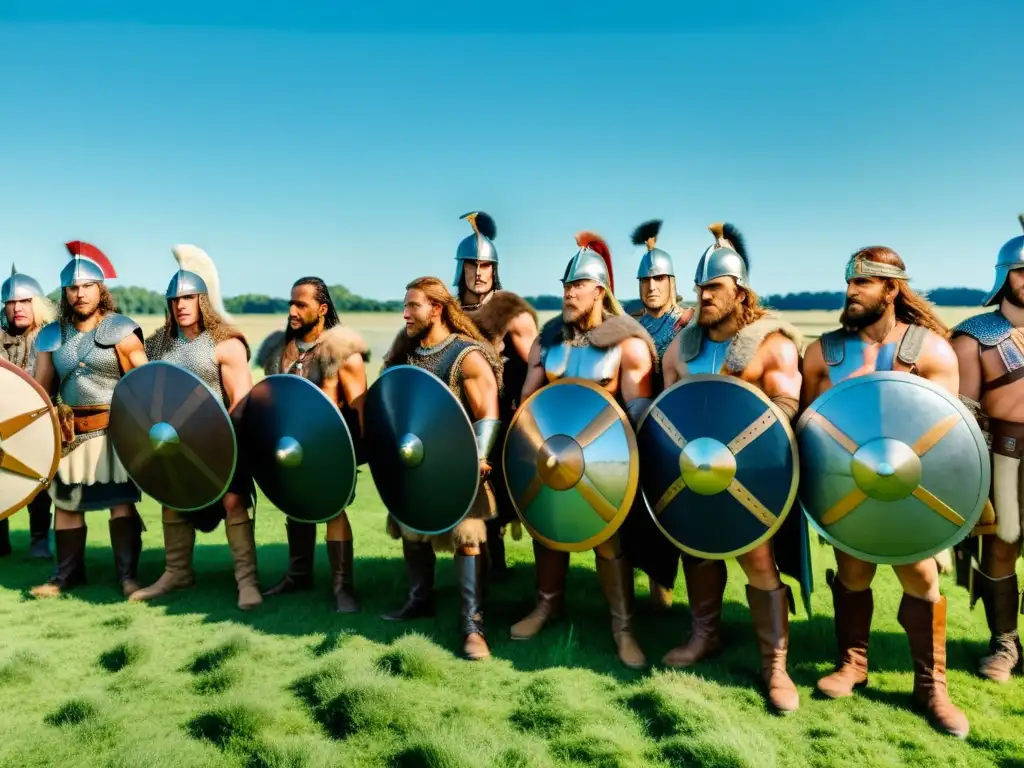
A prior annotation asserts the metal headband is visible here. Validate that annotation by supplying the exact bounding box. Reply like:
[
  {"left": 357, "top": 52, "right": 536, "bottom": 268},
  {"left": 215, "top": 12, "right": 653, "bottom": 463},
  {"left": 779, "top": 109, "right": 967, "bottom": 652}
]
[{"left": 845, "top": 255, "right": 909, "bottom": 282}]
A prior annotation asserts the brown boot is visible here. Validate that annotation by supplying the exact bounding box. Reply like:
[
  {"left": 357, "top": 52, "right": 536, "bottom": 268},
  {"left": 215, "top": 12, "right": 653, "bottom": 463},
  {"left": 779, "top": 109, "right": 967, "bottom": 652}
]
[
  {"left": 596, "top": 554, "right": 646, "bottom": 669},
  {"left": 30, "top": 527, "right": 87, "bottom": 598},
  {"left": 977, "top": 572, "right": 1022, "bottom": 682},
  {"left": 897, "top": 594, "right": 969, "bottom": 738},
  {"left": 510, "top": 541, "right": 569, "bottom": 640},
  {"left": 662, "top": 557, "right": 726, "bottom": 667},
  {"left": 456, "top": 552, "right": 490, "bottom": 660},
  {"left": 382, "top": 540, "right": 436, "bottom": 620},
  {"left": 747, "top": 584, "right": 799, "bottom": 713},
  {"left": 263, "top": 519, "right": 316, "bottom": 596},
  {"left": 109, "top": 515, "right": 143, "bottom": 598},
  {"left": 817, "top": 574, "right": 873, "bottom": 698},
  {"left": 129, "top": 518, "right": 196, "bottom": 601},
  {"left": 225, "top": 519, "right": 262, "bottom": 610},
  {"left": 326, "top": 540, "right": 358, "bottom": 613}
]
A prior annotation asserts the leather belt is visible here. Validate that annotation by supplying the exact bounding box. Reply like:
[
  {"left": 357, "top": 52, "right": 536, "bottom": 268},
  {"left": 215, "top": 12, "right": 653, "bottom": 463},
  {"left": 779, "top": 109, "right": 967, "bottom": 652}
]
[
  {"left": 988, "top": 417, "right": 1024, "bottom": 459},
  {"left": 72, "top": 405, "right": 110, "bottom": 434}
]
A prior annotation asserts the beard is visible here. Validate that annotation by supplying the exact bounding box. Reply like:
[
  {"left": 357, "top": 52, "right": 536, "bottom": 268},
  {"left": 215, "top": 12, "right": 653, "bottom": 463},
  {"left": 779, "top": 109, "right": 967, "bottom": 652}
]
[
  {"left": 840, "top": 298, "right": 887, "bottom": 330},
  {"left": 562, "top": 297, "right": 597, "bottom": 326},
  {"left": 286, "top": 318, "right": 319, "bottom": 341},
  {"left": 1003, "top": 285, "right": 1024, "bottom": 308},
  {"left": 405, "top": 317, "right": 430, "bottom": 340},
  {"left": 71, "top": 304, "right": 99, "bottom": 321},
  {"left": 697, "top": 301, "right": 734, "bottom": 328}
]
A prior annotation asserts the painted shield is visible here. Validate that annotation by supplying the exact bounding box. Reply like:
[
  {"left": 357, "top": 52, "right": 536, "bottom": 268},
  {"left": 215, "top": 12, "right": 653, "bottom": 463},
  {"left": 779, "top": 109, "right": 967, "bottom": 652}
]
[
  {"left": 503, "top": 378, "right": 638, "bottom": 552},
  {"left": 0, "top": 359, "right": 60, "bottom": 520},
  {"left": 240, "top": 374, "right": 356, "bottom": 523},
  {"left": 637, "top": 375, "right": 799, "bottom": 559},
  {"left": 363, "top": 365, "right": 479, "bottom": 535},
  {"left": 110, "top": 361, "right": 237, "bottom": 511},
  {"left": 795, "top": 371, "right": 989, "bottom": 565}
]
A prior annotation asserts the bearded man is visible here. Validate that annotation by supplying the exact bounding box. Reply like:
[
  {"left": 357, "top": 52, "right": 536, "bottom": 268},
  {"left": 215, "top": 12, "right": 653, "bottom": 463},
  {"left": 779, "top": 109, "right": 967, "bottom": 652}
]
[
  {"left": 802, "top": 247, "right": 968, "bottom": 738},
  {"left": 30, "top": 242, "right": 148, "bottom": 598},
  {"left": 128, "top": 245, "right": 261, "bottom": 610},
  {"left": 452, "top": 211, "right": 538, "bottom": 579},
  {"left": 949, "top": 213, "right": 1024, "bottom": 683},
  {"left": 380, "top": 276, "right": 502, "bottom": 661},
  {"left": 660, "top": 223, "right": 803, "bottom": 712},
  {"left": 256, "top": 277, "right": 369, "bottom": 612},
  {"left": 511, "top": 232, "right": 657, "bottom": 669},
  {"left": 1, "top": 265, "right": 57, "bottom": 559}
]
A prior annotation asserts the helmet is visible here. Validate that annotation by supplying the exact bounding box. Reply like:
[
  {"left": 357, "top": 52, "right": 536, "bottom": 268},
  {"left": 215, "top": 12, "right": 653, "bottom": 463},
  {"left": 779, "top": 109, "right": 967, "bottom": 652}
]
[
  {"left": 632, "top": 219, "right": 675, "bottom": 279},
  {"left": 1, "top": 264, "right": 44, "bottom": 303},
  {"left": 164, "top": 245, "right": 232, "bottom": 320},
  {"left": 694, "top": 222, "right": 748, "bottom": 288},
  {"left": 983, "top": 213, "right": 1024, "bottom": 307},
  {"left": 452, "top": 211, "right": 499, "bottom": 287},
  {"left": 59, "top": 241, "right": 118, "bottom": 287},
  {"left": 562, "top": 231, "right": 614, "bottom": 293}
]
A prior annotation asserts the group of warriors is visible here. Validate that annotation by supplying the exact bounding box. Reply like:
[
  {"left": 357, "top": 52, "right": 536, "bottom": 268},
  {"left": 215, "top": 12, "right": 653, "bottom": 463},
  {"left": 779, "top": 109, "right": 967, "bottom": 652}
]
[{"left": 3, "top": 212, "right": 1024, "bottom": 743}]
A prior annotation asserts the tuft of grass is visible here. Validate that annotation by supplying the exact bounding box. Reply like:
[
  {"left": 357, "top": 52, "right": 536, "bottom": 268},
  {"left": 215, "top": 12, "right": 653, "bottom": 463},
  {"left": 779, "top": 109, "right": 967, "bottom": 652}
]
[
  {"left": 44, "top": 698, "right": 100, "bottom": 728},
  {"left": 98, "top": 641, "right": 148, "bottom": 673},
  {"left": 375, "top": 634, "right": 449, "bottom": 682},
  {"left": 0, "top": 649, "right": 46, "bottom": 686},
  {"left": 390, "top": 741, "right": 473, "bottom": 768},
  {"left": 192, "top": 666, "right": 243, "bottom": 695},
  {"left": 186, "top": 635, "right": 251, "bottom": 676},
  {"left": 508, "top": 676, "right": 585, "bottom": 737},
  {"left": 186, "top": 703, "right": 269, "bottom": 751}
]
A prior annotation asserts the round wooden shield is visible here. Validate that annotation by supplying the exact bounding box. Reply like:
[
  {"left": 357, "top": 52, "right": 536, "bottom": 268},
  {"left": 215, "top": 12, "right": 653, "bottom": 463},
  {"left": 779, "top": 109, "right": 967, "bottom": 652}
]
[{"left": 0, "top": 359, "right": 60, "bottom": 520}]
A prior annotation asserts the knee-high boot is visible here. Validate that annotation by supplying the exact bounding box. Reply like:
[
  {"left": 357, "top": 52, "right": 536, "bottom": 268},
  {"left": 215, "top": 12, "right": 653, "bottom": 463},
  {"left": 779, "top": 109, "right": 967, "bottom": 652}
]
[
  {"left": 28, "top": 495, "right": 52, "bottom": 559},
  {"left": 596, "top": 553, "right": 646, "bottom": 669},
  {"left": 382, "top": 539, "right": 436, "bottom": 620},
  {"left": 109, "top": 515, "right": 143, "bottom": 598},
  {"left": 510, "top": 540, "right": 569, "bottom": 640},
  {"left": 263, "top": 519, "right": 316, "bottom": 596},
  {"left": 456, "top": 551, "right": 489, "bottom": 660},
  {"left": 747, "top": 584, "right": 799, "bottom": 713},
  {"left": 225, "top": 519, "right": 262, "bottom": 610},
  {"left": 326, "top": 540, "right": 358, "bottom": 613},
  {"left": 976, "top": 571, "right": 1022, "bottom": 682},
  {"left": 30, "top": 526, "right": 87, "bottom": 598},
  {"left": 662, "top": 557, "right": 726, "bottom": 667},
  {"left": 817, "top": 573, "right": 873, "bottom": 697},
  {"left": 129, "top": 518, "right": 196, "bottom": 601}
]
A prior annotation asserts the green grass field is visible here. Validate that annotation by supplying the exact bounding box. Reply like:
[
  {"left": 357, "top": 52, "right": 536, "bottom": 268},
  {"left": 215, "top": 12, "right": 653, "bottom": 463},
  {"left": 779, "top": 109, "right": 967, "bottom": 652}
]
[{"left": 1, "top": 308, "right": 1021, "bottom": 768}]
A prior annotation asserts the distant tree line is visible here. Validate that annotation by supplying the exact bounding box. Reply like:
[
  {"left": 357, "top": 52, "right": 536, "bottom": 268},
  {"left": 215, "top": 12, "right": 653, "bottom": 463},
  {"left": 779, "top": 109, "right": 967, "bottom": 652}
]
[{"left": 759, "top": 287, "right": 987, "bottom": 310}]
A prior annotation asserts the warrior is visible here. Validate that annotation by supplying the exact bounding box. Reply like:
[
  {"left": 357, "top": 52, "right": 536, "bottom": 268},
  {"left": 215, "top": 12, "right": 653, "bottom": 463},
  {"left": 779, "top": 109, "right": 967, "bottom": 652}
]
[
  {"left": 511, "top": 232, "right": 657, "bottom": 669},
  {"left": 0, "top": 265, "right": 57, "bottom": 559},
  {"left": 950, "top": 213, "right": 1024, "bottom": 683},
  {"left": 452, "top": 211, "right": 538, "bottom": 579},
  {"left": 380, "top": 276, "right": 502, "bottom": 660},
  {"left": 30, "top": 242, "right": 148, "bottom": 598},
  {"left": 128, "top": 245, "right": 262, "bottom": 610},
  {"left": 255, "top": 277, "right": 369, "bottom": 612},
  {"left": 802, "top": 246, "right": 968, "bottom": 737},
  {"left": 660, "top": 223, "right": 803, "bottom": 713}
]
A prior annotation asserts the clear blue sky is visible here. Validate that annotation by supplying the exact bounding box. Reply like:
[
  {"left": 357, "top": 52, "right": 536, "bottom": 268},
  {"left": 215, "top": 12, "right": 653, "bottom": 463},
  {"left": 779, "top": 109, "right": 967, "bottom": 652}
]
[{"left": 1, "top": 1, "right": 1020, "bottom": 301}]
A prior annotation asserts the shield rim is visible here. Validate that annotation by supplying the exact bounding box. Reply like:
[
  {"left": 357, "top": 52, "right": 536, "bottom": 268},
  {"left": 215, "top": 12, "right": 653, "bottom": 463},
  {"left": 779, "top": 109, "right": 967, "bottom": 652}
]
[
  {"left": 111, "top": 360, "right": 238, "bottom": 511},
  {"left": 794, "top": 370, "right": 990, "bottom": 565},
  {"left": 245, "top": 373, "right": 357, "bottom": 524},
  {"left": 0, "top": 358, "right": 61, "bottom": 521},
  {"left": 637, "top": 373, "right": 800, "bottom": 560},
  {"left": 502, "top": 377, "right": 639, "bottom": 553},
  {"left": 365, "top": 364, "right": 479, "bottom": 535}
]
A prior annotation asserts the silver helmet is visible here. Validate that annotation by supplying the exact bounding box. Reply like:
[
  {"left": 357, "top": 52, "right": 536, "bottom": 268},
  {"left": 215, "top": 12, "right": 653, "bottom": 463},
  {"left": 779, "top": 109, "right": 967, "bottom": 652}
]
[
  {"left": 452, "top": 211, "right": 499, "bottom": 287},
  {"left": 983, "top": 213, "right": 1024, "bottom": 307},
  {"left": 694, "top": 222, "right": 749, "bottom": 288},
  {"left": 60, "top": 241, "right": 117, "bottom": 287},
  {"left": 632, "top": 219, "right": 675, "bottom": 279},
  {"left": 562, "top": 231, "right": 614, "bottom": 293},
  {"left": 165, "top": 245, "right": 232, "bottom": 320},
  {"left": 165, "top": 269, "right": 209, "bottom": 299},
  {"left": 1, "top": 264, "right": 45, "bottom": 304}
]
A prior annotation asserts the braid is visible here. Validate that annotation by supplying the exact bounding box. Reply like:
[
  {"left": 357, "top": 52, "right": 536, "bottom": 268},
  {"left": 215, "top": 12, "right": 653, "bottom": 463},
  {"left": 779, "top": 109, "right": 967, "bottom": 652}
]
[{"left": 293, "top": 276, "right": 340, "bottom": 329}]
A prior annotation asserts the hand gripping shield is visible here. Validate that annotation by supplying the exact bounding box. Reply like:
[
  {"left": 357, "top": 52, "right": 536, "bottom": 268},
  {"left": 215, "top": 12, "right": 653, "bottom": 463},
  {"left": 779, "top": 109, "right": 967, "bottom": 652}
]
[
  {"left": 636, "top": 374, "right": 799, "bottom": 559},
  {"left": 109, "top": 361, "right": 237, "bottom": 511},
  {"left": 363, "top": 365, "right": 480, "bottom": 536},
  {"left": 240, "top": 374, "right": 356, "bottom": 523},
  {"left": 0, "top": 359, "right": 60, "bottom": 519},
  {"left": 795, "top": 371, "right": 989, "bottom": 565},
  {"left": 503, "top": 378, "right": 638, "bottom": 552}
]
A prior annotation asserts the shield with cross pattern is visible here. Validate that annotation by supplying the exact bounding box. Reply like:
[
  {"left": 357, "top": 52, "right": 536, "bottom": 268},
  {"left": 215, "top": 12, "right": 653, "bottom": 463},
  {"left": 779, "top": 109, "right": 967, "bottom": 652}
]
[{"left": 0, "top": 358, "right": 60, "bottom": 519}]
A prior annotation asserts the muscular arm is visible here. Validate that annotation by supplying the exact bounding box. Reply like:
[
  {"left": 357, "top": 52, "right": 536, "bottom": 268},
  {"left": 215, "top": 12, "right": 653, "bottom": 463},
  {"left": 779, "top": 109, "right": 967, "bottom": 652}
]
[
  {"left": 916, "top": 333, "right": 960, "bottom": 398},
  {"left": 215, "top": 338, "right": 254, "bottom": 412},
  {"left": 116, "top": 333, "right": 148, "bottom": 372},
  {"left": 461, "top": 349, "right": 500, "bottom": 421},
  {"left": 759, "top": 333, "right": 802, "bottom": 418},
  {"left": 950, "top": 334, "right": 982, "bottom": 402},
  {"left": 337, "top": 352, "right": 368, "bottom": 437},
  {"left": 799, "top": 339, "right": 830, "bottom": 409},
  {"left": 521, "top": 338, "right": 546, "bottom": 401},
  {"left": 33, "top": 351, "right": 57, "bottom": 398},
  {"left": 662, "top": 334, "right": 683, "bottom": 387},
  {"left": 507, "top": 311, "right": 538, "bottom": 366},
  {"left": 619, "top": 337, "right": 654, "bottom": 404}
]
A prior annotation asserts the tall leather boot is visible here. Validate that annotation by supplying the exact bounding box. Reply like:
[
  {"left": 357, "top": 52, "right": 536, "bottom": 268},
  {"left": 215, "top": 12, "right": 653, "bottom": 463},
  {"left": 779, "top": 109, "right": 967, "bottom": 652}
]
[
  {"left": 596, "top": 554, "right": 646, "bottom": 669},
  {"left": 510, "top": 541, "right": 569, "bottom": 640},
  {"left": 817, "top": 573, "right": 873, "bottom": 697},
  {"left": 30, "top": 526, "right": 87, "bottom": 598},
  {"left": 28, "top": 496, "right": 52, "bottom": 559},
  {"left": 897, "top": 594, "right": 969, "bottom": 738},
  {"left": 109, "top": 516, "right": 142, "bottom": 597},
  {"left": 129, "top": 518, "right": 196, "bottom": 601},
  {"left": 382, "top": 539, "right": 436, "bottom": 620},
  {"left": 225, "top": 519, "right": 262, "bottom": 610},
  {"left": 977, "top": 572, "right": 1022, "bottom": 682},
  {"left": 747, "top": 584, "right": 800, "bottom": 713},
  {"left": 456, "top": 552, "right": 490, "bottom": 660},
  {"left": 0, "top": 518, "right": 10, "bottom": 557},
  {"left": 326, "top": 540, "right": 358, "bottom": 614},
  {"left": 485, "top": 518, "right": 508, "bottom": 581},
  {"left": 263, "top": 519, "right": 316, "bottom": 596},
  {"left": 662, "top": 557, "right": 727, "bottom": 667}
]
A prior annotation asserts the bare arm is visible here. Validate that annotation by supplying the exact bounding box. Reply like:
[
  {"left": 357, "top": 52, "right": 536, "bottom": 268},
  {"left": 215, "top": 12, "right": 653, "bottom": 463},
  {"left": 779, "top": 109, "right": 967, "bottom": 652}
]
[
  {"left": 461, "top": 349, "right": 500, "bottom": 422},
  {"left": 662, "top": 334, "right": 683, "bottom": 388},
  {"left": 116, "top": 333, "right": 148, "bottom": 372},
  {"left": 950, "top": 334, "right": 982, "bottom": 402},
  {"left": 916, "top": 333, "right": 960, "bottom": 398},
  {"left": 759, "top": 334, "right": 802, "bottom": 419},
  {"left": 507, "top": 311, "right": 538, "bottom": 366},
  {"left": 337, "top": 352, "right": 368, "bottom": 437},
  {"left": 799, "top": 339, "right": 830, "bottom": 409},
  {"left": 521, "top": 338, "right": 546, "bottom": 401},
  {"left": 619, "top": 337, "right": 654, "bottom": 404},
  {"left": 33, "top": 351, "right": 56, "bottom": 398},
  {"left": 215, "top": 338, "right": 254, "bottom": 412}
]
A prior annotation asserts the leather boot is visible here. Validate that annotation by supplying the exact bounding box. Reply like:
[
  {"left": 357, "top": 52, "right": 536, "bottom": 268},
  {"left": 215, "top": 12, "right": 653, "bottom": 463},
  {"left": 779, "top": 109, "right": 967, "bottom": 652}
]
[
  {"left": 382, "top": 539, "right": 436, "bottom": 620},
  {"left": 30, "top": 526, "right": 87, "bottom": 598},
  {"left": 326, "top": 540, "right": 358, "bottom": 613},
  {"left": 263, "top": 519, "right": 316, "bottom": 596},
  {"left": 456, "top": 552, "right": 490, "bottom": 660},
  {"left": 897, "top": 594, "right": 969, "bottom": 738},
  {"left": 28, "top": 496, "right": 52, "bottom": 559},
  {"left": 977, "top": 572, "right": 1022, "bottom": 682},
  {"left": 109, "top": 516, "right": 143, "bottom": 597},
  {"left": 225, "top": 519, "right": 262, "bottom": 610},
  {"left": 747, "top": 584, "right": 800, "bottom": 713},
  {"left": 485, "top": 518, "right": 508, "bottom": 581},
  {"left": 0, "top": 518, "right": 10, "bottom": 557},
  {"left": 662, "top": 557, "right": 726, "bottom": 667},
  {"left": 129, "top": 518, "right": 196, "bottom": 601},
  {"left": 817, "top": 574, "right": 873, "bottom": 698},
  {"left": 596, "top": 554, "right": 646, "bottom": 669},
  {"left": 511, "top": 541, "right": 569, "bottom": 640}
]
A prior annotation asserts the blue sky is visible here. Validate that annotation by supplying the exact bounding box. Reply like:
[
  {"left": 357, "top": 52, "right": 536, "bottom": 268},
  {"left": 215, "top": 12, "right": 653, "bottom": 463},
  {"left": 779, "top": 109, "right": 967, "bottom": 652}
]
[{"left": 1, "top": 2, "right": 1020, "bottom": 301}]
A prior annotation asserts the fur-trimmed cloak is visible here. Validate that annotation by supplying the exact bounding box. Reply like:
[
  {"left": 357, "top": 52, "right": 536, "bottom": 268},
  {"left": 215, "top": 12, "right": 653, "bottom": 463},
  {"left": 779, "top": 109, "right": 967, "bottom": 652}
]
[
  {"left": 538, "top": 313, "right": 658, "bottom": 370},
  {"left": 255, "top": 325, "right": 370, "bottom": 380},
  {"left": 674, "top": 311, "right": 804, "bottom": 373}
]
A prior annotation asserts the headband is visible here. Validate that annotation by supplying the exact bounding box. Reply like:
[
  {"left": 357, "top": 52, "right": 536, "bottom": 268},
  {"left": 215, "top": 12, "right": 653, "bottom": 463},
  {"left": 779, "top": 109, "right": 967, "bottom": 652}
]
[{"left": 845, "top": 254, "right": 910, "bottom": 282}]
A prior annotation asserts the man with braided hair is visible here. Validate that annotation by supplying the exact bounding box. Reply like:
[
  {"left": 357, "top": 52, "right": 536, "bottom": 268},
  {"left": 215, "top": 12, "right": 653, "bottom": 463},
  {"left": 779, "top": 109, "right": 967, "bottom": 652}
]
[
  {"left": 802, "top": 246, "right": 968, "bottom": 738},
  {"left": 256, "top": 277, "right": 369, "bottom": 613},
  {"left": 380, "top": 276, "right": 502, "bottom": 661}
]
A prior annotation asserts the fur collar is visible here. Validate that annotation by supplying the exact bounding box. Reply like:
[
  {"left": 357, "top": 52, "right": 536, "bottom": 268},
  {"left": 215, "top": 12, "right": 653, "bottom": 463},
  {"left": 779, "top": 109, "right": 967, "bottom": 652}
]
[
  {"left": 464, "top": 290, "right": 538, "bottom": 343},
  {"left": 677, "top": 311, "right": 802, "bottom": 373},
  {"left": 255, "top": 326, "right": 369, "bottom": 377},
  {"left": 539, "top": 313, "right": 658, "bottom": 363},
  {"left": 255, "top": 330, "right": 287, "bottom": 374}
]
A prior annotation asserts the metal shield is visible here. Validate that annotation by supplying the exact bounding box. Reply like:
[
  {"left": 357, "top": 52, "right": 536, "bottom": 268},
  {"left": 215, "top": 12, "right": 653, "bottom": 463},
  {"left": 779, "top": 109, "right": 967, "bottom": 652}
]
[
  {"left": 363, "top": 365, "right": 479, "bottom": 535},
  {"left": 503, "top": 378, "right": 638, "bottom": 552},
  {"left": 240, "top": 374, "right": 356, "bottom": 523},
  {"left": 795, "top": 371, "right": 990, "bottom": 565},
  {"left": 110, "top": 361, "right": 237, "bottom": 511},
  {"left": 0, "top": 359, "right": 60, "bottom": 520},
  {"left": 636, "top": 374, "right": 799, "bottom": 559}
]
